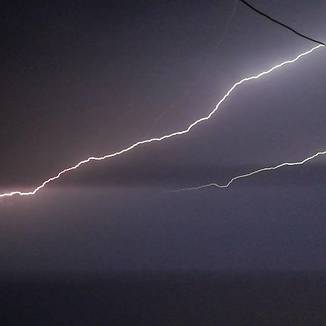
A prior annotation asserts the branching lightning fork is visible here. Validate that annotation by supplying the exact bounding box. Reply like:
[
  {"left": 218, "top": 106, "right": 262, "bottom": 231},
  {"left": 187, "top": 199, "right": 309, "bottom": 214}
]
[
  {"left": 176, "top": 150, "right": 326, "bottom": 192},
  {"left": 0, "top": 44, "right": 324, "bottom": 198}
]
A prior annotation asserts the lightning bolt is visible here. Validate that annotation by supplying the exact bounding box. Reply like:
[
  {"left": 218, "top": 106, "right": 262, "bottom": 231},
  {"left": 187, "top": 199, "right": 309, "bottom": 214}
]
[
  {"left": 0, "top": 44, "right": 324, "bottom": 198},
  {"left": 175, "top": 150, "right": 326, "bottom": 192}
]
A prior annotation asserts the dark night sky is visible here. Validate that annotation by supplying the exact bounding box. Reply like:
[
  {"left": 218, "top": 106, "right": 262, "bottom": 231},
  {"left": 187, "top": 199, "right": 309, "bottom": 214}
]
[{"left": 1, "top": 0, "right": 326, "bottom": 274}]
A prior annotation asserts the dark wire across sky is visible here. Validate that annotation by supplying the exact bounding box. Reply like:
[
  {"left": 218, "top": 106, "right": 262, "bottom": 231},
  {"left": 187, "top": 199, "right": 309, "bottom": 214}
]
[{"left": 239, "top": 0, "right": 325, "bottom": 45}]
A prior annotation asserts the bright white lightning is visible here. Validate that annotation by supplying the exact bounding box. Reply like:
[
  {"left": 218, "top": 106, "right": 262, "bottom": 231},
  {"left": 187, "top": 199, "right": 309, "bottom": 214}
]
[
  {"left": 0, "top": 44, "right": 324, "bottom": 198},
  {"left": 176, "top": 150, "right": 326, "bottom": 192}
]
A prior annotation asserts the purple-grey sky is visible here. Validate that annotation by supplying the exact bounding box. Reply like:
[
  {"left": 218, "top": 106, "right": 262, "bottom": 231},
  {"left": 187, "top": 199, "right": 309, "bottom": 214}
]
[{"left": 1, "top": 0, "right": 326, "bottom": 274}]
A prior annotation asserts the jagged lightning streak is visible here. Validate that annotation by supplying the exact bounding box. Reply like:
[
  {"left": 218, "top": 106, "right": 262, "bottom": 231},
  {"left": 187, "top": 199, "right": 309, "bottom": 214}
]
[
  {"left": 0, "top": 44, "right": 324, "bottom": 198},
  {"left": 176, "top": 150, "right": 326, "bottom": 192}
]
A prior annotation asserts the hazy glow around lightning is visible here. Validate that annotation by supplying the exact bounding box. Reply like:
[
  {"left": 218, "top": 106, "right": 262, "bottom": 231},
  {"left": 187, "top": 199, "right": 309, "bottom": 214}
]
[
  {"left": 0, "top": 44, "right": 324, "bottom": 198},
  {"left": 176, "top": 150, "right": 326, "bottom": 192}
]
